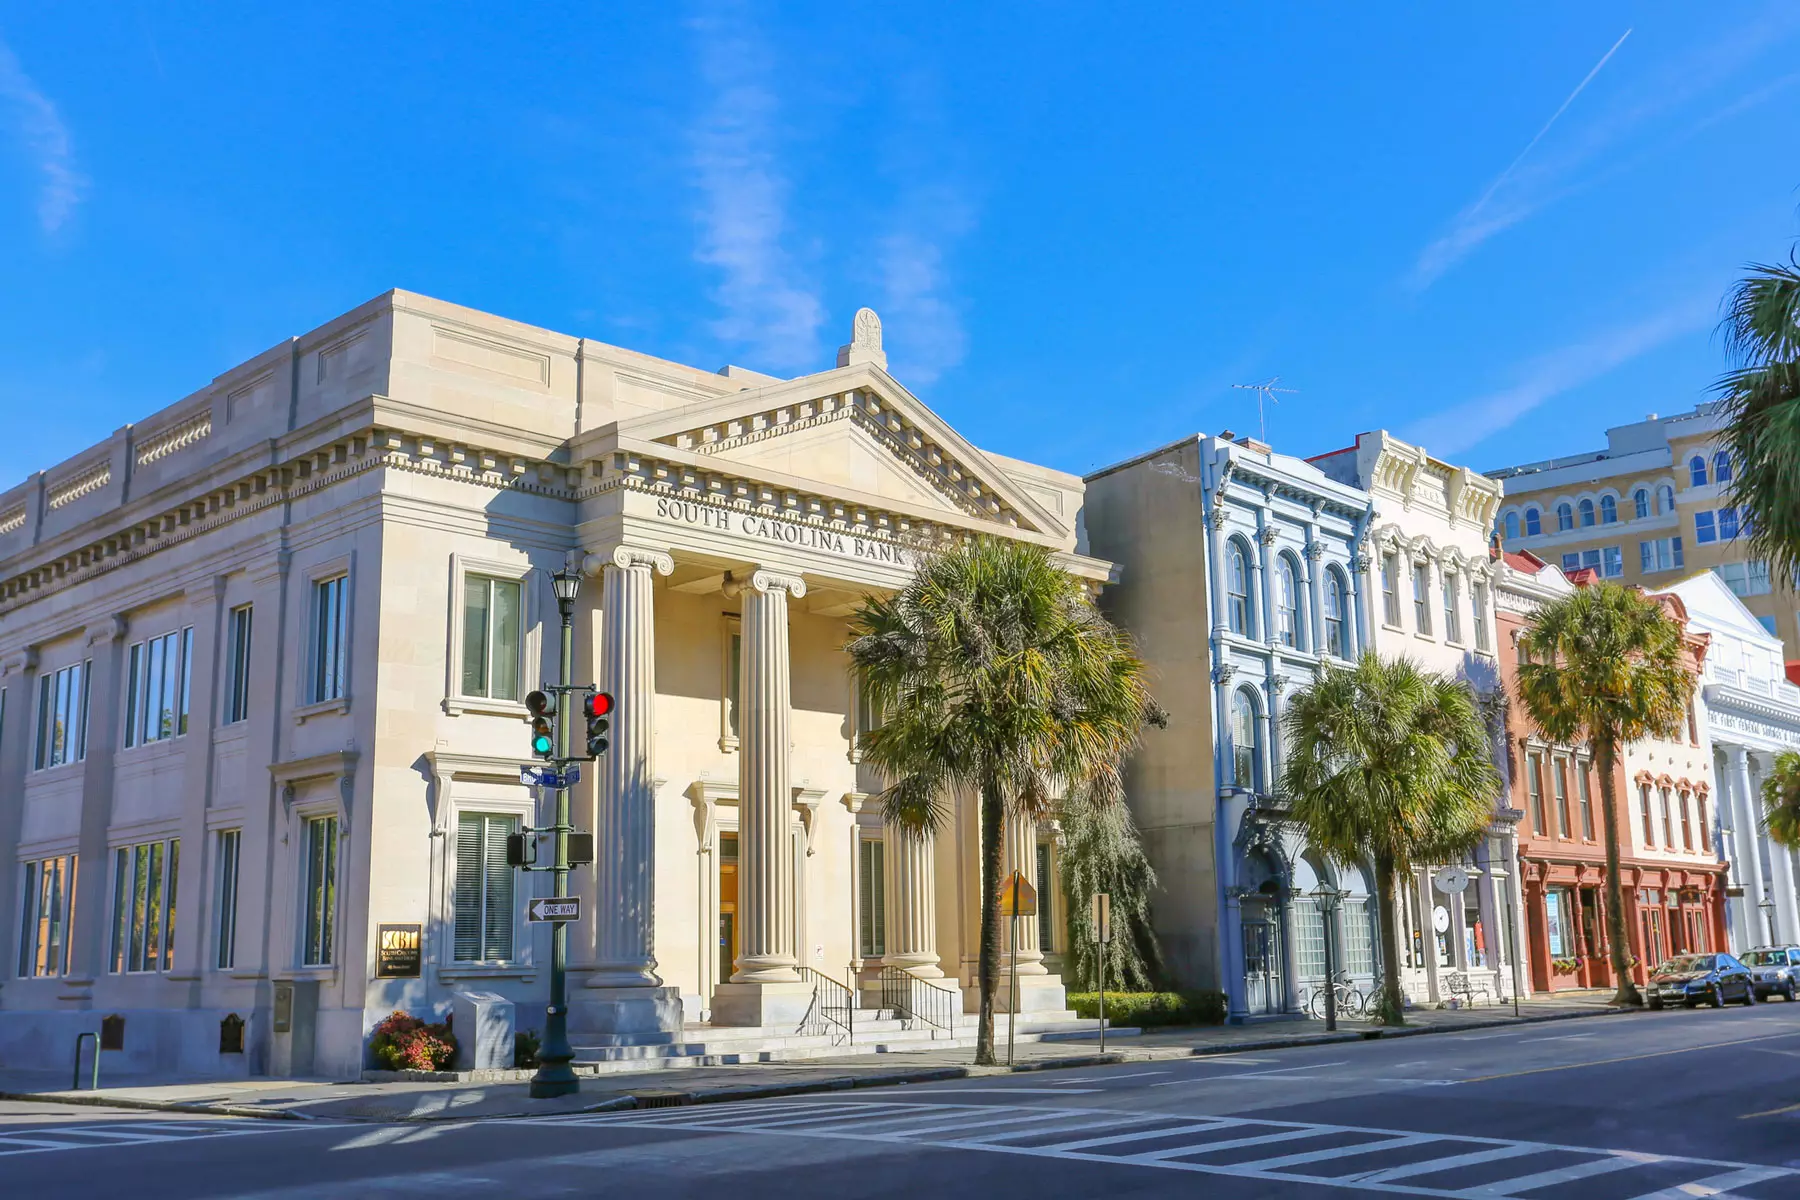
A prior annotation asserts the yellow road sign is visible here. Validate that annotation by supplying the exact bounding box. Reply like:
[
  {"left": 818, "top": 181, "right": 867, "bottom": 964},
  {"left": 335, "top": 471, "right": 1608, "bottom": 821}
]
[{"left": 1000, "top": 870, "right": 1037, "bottom": 918}]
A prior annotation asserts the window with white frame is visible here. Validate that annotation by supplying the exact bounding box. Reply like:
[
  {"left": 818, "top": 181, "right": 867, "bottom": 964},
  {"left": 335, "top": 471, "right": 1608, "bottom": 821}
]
[
  {"left": 124, "top": 627, "right": 193, "bottom": 747},
  {"left": 1037, "top": 841, "right": 1056, "bottom": 951},
  {"left": 309, "top": 575, "right": 348, "bottom": 703},
  {"left": 859, "top": 836, "right": 886, "bottom": 958},
  {"left": 1639, "top": 537, "right": 1684, "bottom": 574},
  {"left": 851, "top": 672, "right": 882, "bottom": 761},
  {"left": 1600, "top": 495, "right": 1617, "bottom": 524},
  {"left": 17, "top": 854, "right": 76, "bottom": 978},
  {"left": 1634, "top": 488, "right": 1650, "bottom": 519},
  {"left": 34, "top": 661, "right": 89, "bottom": 770},
  {"left": 1715, "top": 561, "right": 1772, "bottom": 598},
  {"left": 1411, "top": 561, "right": 1432, "bottom": 635},
  {"left": 215, "top": 829, "right": 241, "bottom": 970},
  {"left": 460, "top": 575, "right": 523, "bottom": 702},
  {"left": 1559, "top": 548, "right": 1622, "bottom": 579},
  {"left": 1342, "top": 896, "right": 1375, "bottom": 976},
  {"left": 1381, "top": 553, "right": 1401, "bottom": 627},
  {"left": 1323, "top": 569, "right": 1347, "bottom": 659},
  {"left": 453, "top": 813, "right": 518, "bottom": 962},
  {"left": 110, "top": 838, "right": 178, "bottom": 974},
  {"left": 722, "top": 621, "right": 742, "bottom": 747},
  {"left": 1294, "top": 898, "right": 1326, "bottom": 977},
  {"left": 1525, "top": 508, "right": 1542, "bottom": 536},
  {"left": 301, "top": 815, "right": 338, "bottom": 966},
  {"left": 1443, "top": 573, "right": 1462, "bottom": 643},
  {"left": 1276, "top": 555, "right": 1302, "bottom": 648},
  {"left": 1657, "top": 484, "right": 1676, "bottom": 514},
  {"left": 1227, "top": 540, "right": 1254, "bottom": 636},
  {"left": 1503, "top": 512, "right": 1520, "bottom": 540},
  {"left": 1472, "top": 581, "right": 1491, "bottom": 652},
  {"left": 223, "top": 605, "right": 253, "bottom": 725}
]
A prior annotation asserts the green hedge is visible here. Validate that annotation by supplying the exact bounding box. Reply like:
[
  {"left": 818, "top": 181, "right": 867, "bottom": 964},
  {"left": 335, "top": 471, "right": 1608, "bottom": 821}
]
[{"left": 1067, "top": 990, "right": 1227, "bottom": 1028}]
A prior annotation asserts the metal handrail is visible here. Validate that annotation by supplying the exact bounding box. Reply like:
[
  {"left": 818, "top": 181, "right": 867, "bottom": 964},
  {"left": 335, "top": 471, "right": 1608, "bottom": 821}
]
[
  {"left": 73, "top": 1031, "right": 100, "bottom": 1091},
  {"left": 879, "top": 965, "right": 958, "bottom": 1033},
  {"left": 796, "top": 966, "right": 855, "bottom": 1045}
]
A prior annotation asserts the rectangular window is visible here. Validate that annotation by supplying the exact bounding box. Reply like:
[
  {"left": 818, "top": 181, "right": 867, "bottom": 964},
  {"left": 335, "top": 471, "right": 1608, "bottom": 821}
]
[
  {"left": 1719, "top": 507, "right": 1740, "bottom": 541},
  {"left": 1342, "top": 899, "right": 1374, "bottom": 976},
  {"left": 1576, "top": 765, "right": 1594, "bottom": 840},
  {"left": 109, "top": 838, "right": 178, "bottom": 974},
  {"left": 1546, "top": 888, "right": 1573, "bottom": 957},
  {"left": 1640, "top": 784, "right": 1656, "bottom": 847},
  {"left": 214, "top": 830, "right": 241, "bottom": 970},
  {"left": 1036, "top": 841, "right": 1056, "bottom": 952},
  {"left": 1716, "top": 561, "right": 1772, "bottom": 598},
  {"left": 310, "top": 576, "right": 348, "bottom": 703},
  {"left": 33, "top": 661, "right": 89, "bottom": 770},
  {"left": 1660, "top": 788, "right": 1674, "bottom": 849},
  {"left": 1381, "top": 554, "right": 1401, "bottom": 627},
  {"left": 1639, "top": 538, "right": 1684, "bottom": 574},
  {"left": 17, "top": 854, "right": 76, "bottom": 978},
  {"left": 1602, "top": 547, "right": 1623, "bottom": 578},
  {"left": 1562, "top": 553, "right": 1581, "bottom": 574},
  {"left": 1411, "top": 561, "right": 1432, "bottom": 635},
  {"left": 1552, "top": 758, "right": 1571, "bottom": 838},
  {"left": 1679, "top": 791, "right": 1693, "bottom": 851},
  {"left": 302, "top": 815, "right": 338, "bottom": 966},
  {"left": 124, "top": 628, "right": 194, "bottom": 747},
  {"left": 724, "top": 629, "right": 743, "bottom": 743},
  {"left": 453, "top": 813, "right": 518, "bottom": 962},
  {"left": 1527, "top": 752, "right": 1546, "bottom": 835},
  {"left": 1295, "top": 899, "right": 1327, "bottom": 979},
  {"left": 858, "top": 837, "right": 886, "bottom": 959},
  {"left": 1698, "top": 795, "right": 1712, "bottom": 853},
  {"left": 1443, "top": 574, "right": 1461, "bottom": 642},
  {"left": 460, "top": 576, "right": 523, "bottom": 702},
  {"left": 1696, "top": 511, "right": 1716, "bottom": 544},
  {"left": 224, "top": 605, "right": 254, "bottom": 724},
  {"left": 1472, "top": 582, "right": 1491, "bottom": 652}
]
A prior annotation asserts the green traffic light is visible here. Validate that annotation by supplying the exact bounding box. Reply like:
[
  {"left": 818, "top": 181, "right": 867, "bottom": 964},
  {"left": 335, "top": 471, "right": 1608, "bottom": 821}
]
[{"left": 531, "top": 733, "right": 554, "bottom": 756}]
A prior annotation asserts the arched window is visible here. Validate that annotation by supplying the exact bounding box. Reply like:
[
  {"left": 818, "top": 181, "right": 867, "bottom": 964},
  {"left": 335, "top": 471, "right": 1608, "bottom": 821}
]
[
  {"left": 1578, "top": 499, "right": 1595, "bottom": 527},
  {"left": 1323, "top": 568, "right": 1347, "bottom": 659},
  {"left": 1599, "top": 495, "right": 1617, "bottom": 524},
  {"left": 1226, "top": 540, "right": 1254, "bottom": 637},
  {"left": 1634, "top": 489, "right": 1650, "bottom": 519},
  {"left": 1231, "top": 688, "right": 1262, "bottom": 791},
  {"left": 1658, "top": 484, "right": 1675, "bottom": 515},
  {"left": 1525, "top": 508, "right": 1542, "bottom": 536},
  {"left": 1556, "top": 503, "right": 1574, "bottom": 532},
  {"left": 1713, "top": 451, "right": 1732, "bottom": 484},
  {"left": 1503, "top": 512, "right": 1520, "bottom": 540},
  {"left": 1276, "top": 555, "right": 1302, "bottom": 649},
  {"left": 1689, "top": 456, "right": 1708, "bottom": 487}
]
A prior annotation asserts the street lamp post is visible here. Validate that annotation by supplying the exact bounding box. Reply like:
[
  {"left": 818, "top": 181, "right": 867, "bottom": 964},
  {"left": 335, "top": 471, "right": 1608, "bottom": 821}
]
[
  {"left": 1760, "top": 886, "right": 1777, "bottom": 948},
  {"left": 1310, "top": 881, "right": 1347, "bottom": 1032},
  {"left": 531, "top": 565, "right": 583, "bottom": 1099}
]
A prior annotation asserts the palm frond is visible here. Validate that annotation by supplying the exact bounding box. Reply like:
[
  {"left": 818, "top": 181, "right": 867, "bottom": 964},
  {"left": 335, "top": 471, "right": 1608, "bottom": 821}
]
[{"left": 1763, "top": 749, "right": 1800, "bottom": 850}]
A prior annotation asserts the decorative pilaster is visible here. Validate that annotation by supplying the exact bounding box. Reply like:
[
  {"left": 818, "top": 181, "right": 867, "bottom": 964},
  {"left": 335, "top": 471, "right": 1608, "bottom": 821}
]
[
  {"left": 883, "top": 825, "right": 947, "bottom": 978},
  {"left": 1003, "top": 815, "right": 1048, "bottom": 977},
  {"left": 1730, "top": 746, "right": 1768, "bottom": 942}
]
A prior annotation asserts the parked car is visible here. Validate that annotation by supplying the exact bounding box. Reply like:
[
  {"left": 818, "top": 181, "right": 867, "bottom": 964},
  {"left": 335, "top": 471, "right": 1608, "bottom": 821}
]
[
  {"left": 1740, "top": 946, "right": 1800, "bottom": 1001},
  {"left": 1646, "top": 954, "right": 1757, "bottom": 1010}
]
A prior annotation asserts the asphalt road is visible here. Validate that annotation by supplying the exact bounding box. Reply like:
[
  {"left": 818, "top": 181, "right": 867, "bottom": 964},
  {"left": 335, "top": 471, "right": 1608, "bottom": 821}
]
[{"left": 9, "top": 1003, "right": 1800, "bottom": 1199}]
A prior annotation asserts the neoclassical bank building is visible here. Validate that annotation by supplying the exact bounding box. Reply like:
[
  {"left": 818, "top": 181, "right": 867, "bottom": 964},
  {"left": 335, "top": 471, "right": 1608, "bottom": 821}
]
[{"left": 0, "top": 292, "right": 1105, "bottom": 1077}]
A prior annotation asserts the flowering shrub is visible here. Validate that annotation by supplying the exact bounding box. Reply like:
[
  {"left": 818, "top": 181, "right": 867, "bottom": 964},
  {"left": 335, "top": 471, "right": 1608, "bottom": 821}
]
[
  {"left": 369, "top": 1010, "right": 457, "bottom": 1071},
  {"left": 1551, "top": 956, "right": 1582, "bottom": 974}
]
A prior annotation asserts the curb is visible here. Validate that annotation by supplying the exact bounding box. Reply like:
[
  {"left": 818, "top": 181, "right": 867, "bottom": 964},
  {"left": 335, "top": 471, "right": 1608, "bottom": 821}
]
[
  {"left": 0, "top": 1090, "right": 312, "bottom": 1121},
  {"left": 1166, "top": 1002, "right": 1633, "bottom": 1058}
]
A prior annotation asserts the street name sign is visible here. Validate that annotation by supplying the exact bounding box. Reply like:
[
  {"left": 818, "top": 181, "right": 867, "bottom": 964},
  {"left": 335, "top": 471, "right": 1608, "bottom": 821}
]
[
  {"left": 519, "top": 764, "right": 582, "bottom": 789},
  {"left": 527, "top": 897, "right": 581, "bottom": 923}
]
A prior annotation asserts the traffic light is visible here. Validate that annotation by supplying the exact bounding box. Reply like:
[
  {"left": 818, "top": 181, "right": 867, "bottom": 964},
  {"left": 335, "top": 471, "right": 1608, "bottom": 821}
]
[
  {"left": 525, "top": 690, "right": 556, "bottom": 760},
  {"left": 584, "top": 691, "right": 613, "bottom": 758}
]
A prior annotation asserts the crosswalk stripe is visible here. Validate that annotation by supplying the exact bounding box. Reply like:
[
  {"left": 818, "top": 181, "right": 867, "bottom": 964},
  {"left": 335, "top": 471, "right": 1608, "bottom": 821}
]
[
  {"left": 1353, "top": 1143, "right": 1541, "bottom": 1183},
  {"left": 869, "top": 1110, "right": 1088, "bottom": 1139},
  {"left": 1467, "top": 1153, "right": 1653, "bottom": 1195},
  {"left": 949, "top": 1113, "right": 1162, "bottom": 1145},
  {"left": 1133, "top": 1127, "right": 1328, "bottom": 1162},
  {"left": 1624, "top": 1165, "right": 1793, "bottom": 1199},
  {"left": 1242, "top": 1133, "right": 1435, "bottom": 1171},
  {"left": 1039, "top": 1121, "right": 1230, "bottom": 1152}
]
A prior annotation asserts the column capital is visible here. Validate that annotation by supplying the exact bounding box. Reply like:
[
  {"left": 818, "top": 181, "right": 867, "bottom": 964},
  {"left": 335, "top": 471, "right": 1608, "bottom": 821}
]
[
  {"left": 582, "top": 544, "right": 674, "bottom": 577},
  {"left": 725, "top": 568, "right": 807, "bottom": 600}
]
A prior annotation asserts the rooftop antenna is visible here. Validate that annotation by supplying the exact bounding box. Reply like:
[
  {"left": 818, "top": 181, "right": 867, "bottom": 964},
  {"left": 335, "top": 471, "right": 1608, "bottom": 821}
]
[{"left": 1232, "top": 377, "right": 1297, "bottom": 444}]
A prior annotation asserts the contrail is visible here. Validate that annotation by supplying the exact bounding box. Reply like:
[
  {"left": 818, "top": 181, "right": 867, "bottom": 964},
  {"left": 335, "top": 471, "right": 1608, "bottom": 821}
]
[{"left": 1470, "top": 27, "right": 1633, "bottom": 216}]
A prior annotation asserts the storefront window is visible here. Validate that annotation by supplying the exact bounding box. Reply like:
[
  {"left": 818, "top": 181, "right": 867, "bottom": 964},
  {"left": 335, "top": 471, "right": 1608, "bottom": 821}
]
[{"left": 1545, "top": 888, "right": 1574, "bottom": 957}]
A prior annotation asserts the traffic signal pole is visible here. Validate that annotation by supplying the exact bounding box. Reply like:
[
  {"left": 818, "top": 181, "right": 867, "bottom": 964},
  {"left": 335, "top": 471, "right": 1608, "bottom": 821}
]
[{"left": 531, "top": 572, "right": 581, "bottom": 1099}]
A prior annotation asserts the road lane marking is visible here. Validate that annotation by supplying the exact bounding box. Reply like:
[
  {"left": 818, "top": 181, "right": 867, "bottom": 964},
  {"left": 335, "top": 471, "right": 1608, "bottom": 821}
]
[
  {"left": 1466, "top": 1152, "right": 1652, "bottom": 1195},
  {"left": 882, "top": 1087, "right": 1103, "bottom": 1095},
  {"left": 1229, "top": 1133, "right": 1434, "bottom": 1170},
  {"left": 1152, "top": 1061, "right": 1346, "bottom": 1085},
  {"left": 1133, "top": 1127, "right": 1324, "bottom": 1161},
  {"left": 1461, "top": 1028, "right": 1800, "bottom": 1083},
  {"left": 1739, "top": 1098, "right": 1800, "bottom": 1119},
  {"left": 0, "top": 1119, "right": 317, "bottom": 1158},
  {"left": 1624, "top": 1165, "right": 1792, "bottom": 1198},
  {"left": 1354, "top": 1143, "right": 1540, "bottom": 1183}
]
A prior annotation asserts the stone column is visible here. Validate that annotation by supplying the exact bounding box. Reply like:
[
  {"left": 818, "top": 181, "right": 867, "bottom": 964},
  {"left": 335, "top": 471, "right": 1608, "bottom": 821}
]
[
  {"left": 0, "top": 651, "right": 39, "bottom": 992},
  {"left": 1730, "top": 747, "right": 1769, "bottom": 944},
  {"left": 1303, "top": 536, "right": 1326, "bottom": 657},
  {"left": 1256, "top": 523, "right": 1278, "bottom": 649},
  {"left": 1761, "top": 755, "right": 1800, "bottom": 944},
  {"left": 711, "top": 569, "right": 813, "bottom": 1027},
  {"left": 882, "top": 825, "right": 947, "bottom": 978},
  {"left": 66, "top": 616, "right": 129, "bottom": 994},
  {"left": 574, "top": 546, "right": 683, "bottom": 1044},
  {"left": 171, "top": 577, "right": 228, "bottom": 984}
]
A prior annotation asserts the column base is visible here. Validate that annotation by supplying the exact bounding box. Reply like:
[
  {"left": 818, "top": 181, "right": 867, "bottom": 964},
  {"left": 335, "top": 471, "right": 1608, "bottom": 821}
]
[
  {"left": 566, "top": 986, "right": 684, "bottom": 1047},
  {"left": 967, "top": 974, "right": 1068, "bottom": 1015},
  {"left": 709, "top": 980, "right": 816, "bottom": 1028}
]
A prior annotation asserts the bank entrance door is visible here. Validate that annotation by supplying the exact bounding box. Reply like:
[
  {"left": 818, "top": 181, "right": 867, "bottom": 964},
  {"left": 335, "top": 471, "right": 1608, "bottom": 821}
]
[
  {"left": 1243, "top": 903, "right": 1284, "bottom": 1015},
  {"left": 719, "top": 833, "right": 739, "bottom": 983}
]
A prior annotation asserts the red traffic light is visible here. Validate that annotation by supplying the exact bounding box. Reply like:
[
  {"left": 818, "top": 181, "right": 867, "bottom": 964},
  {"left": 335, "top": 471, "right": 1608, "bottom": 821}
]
[
  {"left": 584, "top": 692, "right": 614, "bottom": 718},
  {"left": 525, "top": 690, "right": 556, "bottom": 719}
]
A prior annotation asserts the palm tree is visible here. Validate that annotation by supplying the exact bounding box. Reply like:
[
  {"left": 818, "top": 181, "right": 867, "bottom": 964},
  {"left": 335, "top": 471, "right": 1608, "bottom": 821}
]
[
  {"left": 1517, "top": 582, "right": 1690, "bottom": 1007},
  {"left": 1762, "top": 749, "right": 1800, "bottom": 850},
  {"left": 1718, "top": 256, "right": 1800, "bottom": 581},
  {"left": 847, "top": 538, "right": 1160, "bottom": 1065},
  {"left": 1281, "top": 653, "right": 1501, "bottom": 1027}
]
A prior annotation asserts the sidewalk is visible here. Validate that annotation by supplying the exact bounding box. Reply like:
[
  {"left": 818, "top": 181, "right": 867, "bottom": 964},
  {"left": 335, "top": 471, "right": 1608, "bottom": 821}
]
[{"left": 0, "top": 992, "right": 1626, "bottom": 1123}]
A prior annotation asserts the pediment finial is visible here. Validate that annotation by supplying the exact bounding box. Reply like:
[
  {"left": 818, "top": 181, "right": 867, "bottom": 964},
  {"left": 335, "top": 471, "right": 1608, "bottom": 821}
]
[{"left": 836, "top": 307, "right": 887, "bottom": 371}]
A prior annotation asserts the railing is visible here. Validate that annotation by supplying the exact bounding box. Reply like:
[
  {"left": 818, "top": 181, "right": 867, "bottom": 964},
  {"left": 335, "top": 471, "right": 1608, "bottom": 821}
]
[
  {"left": 879, "top": 965, "right": 959, "bottom": 1034},
  {"left": 796, "top": 966, "right": 855, "bottom": 1045}
]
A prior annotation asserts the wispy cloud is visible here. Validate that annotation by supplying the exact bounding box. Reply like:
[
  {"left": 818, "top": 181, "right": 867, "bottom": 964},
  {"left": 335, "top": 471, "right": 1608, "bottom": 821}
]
[
  {"left": 0, "top": 34, "right": 83, "bottom": 234},
  {"left": 1405, "top": 295, "right": 1715, "bottom": 457},
  {"left": 686, "top": 2, "right": 822, "bottom": 373}
]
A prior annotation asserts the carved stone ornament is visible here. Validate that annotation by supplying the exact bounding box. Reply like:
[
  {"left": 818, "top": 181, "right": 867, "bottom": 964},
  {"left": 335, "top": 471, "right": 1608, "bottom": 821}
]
[
  {"left": 1302, "top": 541, "right": 1326, "bottom": 562},
  {"left": 853, "top": 307, "right": 882, "bottom": 351},
  {"left": 1256, "top": 526, "right": 1279, "bottom": 547},
  {"left": 1211, "top": 661, "right": 1238, "bottom": 686},
  {"left": 1207, "top": 505, "right": 1230, "bottom": 531}
]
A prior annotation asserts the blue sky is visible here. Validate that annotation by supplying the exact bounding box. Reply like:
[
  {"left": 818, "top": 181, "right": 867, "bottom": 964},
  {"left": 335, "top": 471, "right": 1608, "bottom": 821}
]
[{"left": 2, "top": 3, "right": 1797, "bottom": 491}]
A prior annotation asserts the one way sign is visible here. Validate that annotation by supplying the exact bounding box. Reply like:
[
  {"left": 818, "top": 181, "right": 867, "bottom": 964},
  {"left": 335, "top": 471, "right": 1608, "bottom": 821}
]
[{"left": 526, "top": 897, "right": 581, "bottom": 923}]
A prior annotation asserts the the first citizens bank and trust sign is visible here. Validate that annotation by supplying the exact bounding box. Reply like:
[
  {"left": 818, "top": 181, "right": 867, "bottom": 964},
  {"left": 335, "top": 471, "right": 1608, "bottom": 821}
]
[{"left": 646, "top": 494, "right": 919, "bottom": 571}]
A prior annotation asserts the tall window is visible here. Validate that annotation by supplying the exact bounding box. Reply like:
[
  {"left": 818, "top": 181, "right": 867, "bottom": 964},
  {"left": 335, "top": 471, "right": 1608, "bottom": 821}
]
[
  {"left": 1231, "top": 689, "right": 1261, "bottom": 791},
  {"left": 1679, "top": 791, "right": 1693, "bottom": 851},
  {"left": 1689, "top": 455, "right": 1708, "bottom": 487},
  {"left": 1600, "top": 495, "right": 1617, "bottom": 524},
  {"left": 1525, "top": 508, "right": 1542, "bottom": 536},
  {"left": 1342, "top": 897, "right": 1375, "bottom": 975},
  {"left": 224, "top": 605, "right": 253, "bottom": 725},
  {"left": 1634, "top": 489, "right": 1650, "bottom": 519},
  {"left": 110, "top": 838, "right": 178, "bottom": 974},
  {"left": 1323, "top": 570, "right": 1347, "bottom": 659},
  {"left": 18, "top": 854, "right": 76, "bottom": 978},
  {"left": 302, "top": 815, "right": 338, "bottom": 967},
  {"left": 1640, "top": 784, "right": 1656, "bottom": 847},
  {"left": 1657, "top": 484, "right": 1675, "bottom": 514},
  {"left": 1698, "top": 795, "right": 1711, "bottom": 853},
  {"left": 1556, "top": 503, "right": 1574, "bottom": 532},
  {"left": 1552, "top": 758, "right": 1571, "bottom": 838},
  {"left": 1275, "top": 556, "right": 1301, "bottom": 648},
  {"left": 1037, "top": 842, "right": 1056, "bottom": 952},
  {"left": 310, "top": 576, "right": 348, "bottom": 703},
  {"left": 124, "top": 627, "right": 194, "bottom": 747},
  {"left": 1443, "top": 573, "right": 1461, "bottom": 643},
  {"left": 34, "top": 661, "right": 89, "bottom": 770},
  {"left": 1527, "top": 752, "right": 1546, "bottom": 835},
  {"left": 723, "top": 627, "right": 743, "bottom": 743},
  {"left": 1578, "top": 499, "right": 1595, "bottom": 527},
  {"left": 1659, "top": 787, "right": 1674, "bottom": 849},
  {"left": 1576, "top": 766, "right": 1594, "bottom": 840},
  {"left": 1411, "top": 561, "right": 1432, "bottom": 635},
  {"left": 454, "top": 813, "right": 517, "bottom": 962},
  {"left": 1546, "top": 889, "right": 1573, "bottom": 957},
  {"left": 1295, "top": 898, "right": 1326, "bottom": 978},
  {"left": 1381, "top": 553, "right": 1401, "bottom": 627},
  {"left": 1713, "top": 451, "right": 1733, "bottom": 483},
  {"left": 1504, "top": 512, "right": 1520, "bottom": 540},
  {"left": 1472, "top": 582, "right": 1491, "bottom": 652},
  {"left": 1695, "top": 511, "right": 1716, "bottom": 544},
  {"left": 214, "top": 830, "right": 241, "bottom": 970},
  {"left": 1719, "top": 506, "right": 1740, "bottom": 541},
  {"left": 1639, "top": 537, "right": 1683, "bottom": 574},
  {"left": 1715, "top": 561, "right": 1772, "bottom": 598},
  {"left": 1227, "top": 541, "right": 1253, "bottom": 637},
  {"left": 859, "top": 837, "right": 886, "bottom": 958},
  {"left": 461, "top": 575, "right": 522, "bottom": 701}
]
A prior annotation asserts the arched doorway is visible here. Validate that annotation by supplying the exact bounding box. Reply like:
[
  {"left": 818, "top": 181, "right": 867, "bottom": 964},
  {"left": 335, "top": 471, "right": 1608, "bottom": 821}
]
[{"left": 1241, "top": 849, "right": 1287, "bottom": 1015}]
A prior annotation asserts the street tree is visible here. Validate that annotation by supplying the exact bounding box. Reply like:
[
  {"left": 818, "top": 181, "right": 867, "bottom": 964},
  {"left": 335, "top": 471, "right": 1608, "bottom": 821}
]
[
  {"left": 1281, "top": 653, "right": 1500, "bottom": 1027},
  {"left": 1761, "top": 749, "right": 1800, "bottom": 850},
  {"left": 847, "top": 538, "right": 1161, "bottom": 1065},
  {"left": 1718, "top": 255, "right": 1800, "bottom": 582},
  {"left": 1517, "top": 582, "right": 1690, "bottom": 1008}
]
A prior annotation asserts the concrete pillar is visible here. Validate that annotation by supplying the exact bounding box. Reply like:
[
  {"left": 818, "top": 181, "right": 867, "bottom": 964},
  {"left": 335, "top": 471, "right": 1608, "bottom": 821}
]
[
  {"left": 1303, "top": 535, "right": 1326, "bottom": 658},
  {"left": 1731, "top": 747, "right": 1770, "bottom": 945},
  {"left": 882, "top": 826, "right": 946, "bottom": 978},
  {"left": 66, "top": 616, "right": 128, "bottom": 994},
  {"left": 171, "top": 578, "right": 228, "bottom": 982},
  {"left": 0, "top": 650, "right": 39, "bottom": 992}
]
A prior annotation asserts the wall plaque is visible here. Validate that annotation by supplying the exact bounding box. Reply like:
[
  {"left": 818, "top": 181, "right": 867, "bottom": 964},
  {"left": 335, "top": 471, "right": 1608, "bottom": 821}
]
[{"left": 376, "top": 923, "right": 423, "bottom": 978}]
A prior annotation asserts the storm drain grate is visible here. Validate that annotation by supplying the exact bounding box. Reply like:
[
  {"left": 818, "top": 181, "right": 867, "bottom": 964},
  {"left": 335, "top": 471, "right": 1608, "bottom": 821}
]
[{"left": 632, "top": 1091, "right": 694, "bottom": 1109}]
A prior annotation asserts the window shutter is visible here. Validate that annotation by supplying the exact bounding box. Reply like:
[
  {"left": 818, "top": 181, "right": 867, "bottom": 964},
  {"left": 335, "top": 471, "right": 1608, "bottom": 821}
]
[
  {"left": 483, "top": 816, "right": 515, "bottom": 961},
  {"left": 454, "top": 815, "right": 484, "bottom": 961}
]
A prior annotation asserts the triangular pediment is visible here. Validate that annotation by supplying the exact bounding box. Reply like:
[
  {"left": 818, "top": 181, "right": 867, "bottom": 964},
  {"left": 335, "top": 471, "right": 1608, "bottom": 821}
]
[{"left": 612, "top": 366, "right": 1065, "bottom": 536}]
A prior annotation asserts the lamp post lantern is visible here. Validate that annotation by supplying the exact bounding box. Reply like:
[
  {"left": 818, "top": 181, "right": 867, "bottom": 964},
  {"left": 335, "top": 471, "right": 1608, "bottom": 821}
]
[
  {"left": 531, "top": 564, "right": 583, "bottom": 1099},
  {"left": 1309, "top": 880, "right": 1347, "bottom": 1032},
  {"left": 1760, "top": 886, "right": 1778, "bottom": 948}
]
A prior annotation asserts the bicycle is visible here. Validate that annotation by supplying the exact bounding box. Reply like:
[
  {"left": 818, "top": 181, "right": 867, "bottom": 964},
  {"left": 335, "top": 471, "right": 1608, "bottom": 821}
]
[{"left": 1306, "top": 972, "right": 1366, "bottom": 1021}]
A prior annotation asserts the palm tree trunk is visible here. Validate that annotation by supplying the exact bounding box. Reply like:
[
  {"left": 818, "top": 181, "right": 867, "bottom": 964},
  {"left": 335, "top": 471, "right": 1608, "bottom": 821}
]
[
  {"left": 975, "top": 777, "right": 1006, "bottom": 1065},
  {"left": 1374, "top": 854, "right": 1406, "bottom": 1027},
  {"left": 1593, "top": 735, "right": 1642, "bottom": 1007}
]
